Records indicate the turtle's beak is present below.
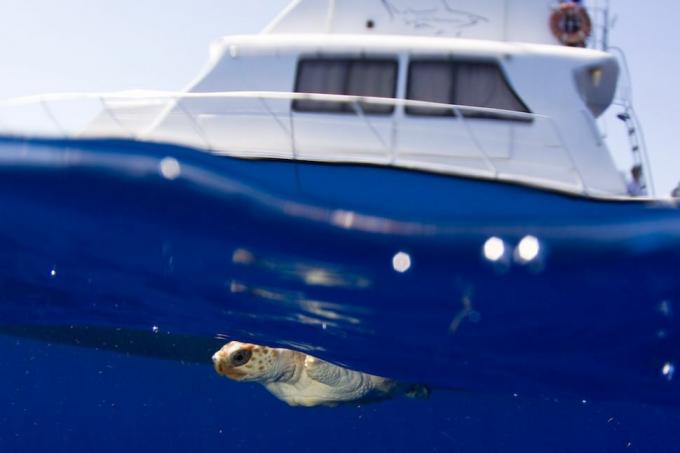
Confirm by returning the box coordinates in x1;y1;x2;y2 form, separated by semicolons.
212;350;226;375
212;346;249;380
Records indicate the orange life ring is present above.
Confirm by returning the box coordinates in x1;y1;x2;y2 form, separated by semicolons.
550;3;592;47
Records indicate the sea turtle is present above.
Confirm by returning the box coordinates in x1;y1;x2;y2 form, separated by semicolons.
212;341;429;407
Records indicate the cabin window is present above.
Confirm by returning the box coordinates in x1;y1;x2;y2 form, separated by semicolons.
294;58;398;114
406;61;456;116
406;60;530;119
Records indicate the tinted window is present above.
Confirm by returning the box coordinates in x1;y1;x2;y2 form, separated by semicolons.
294;59;397;114
406;61;456;116
407;60;530;119
294;60;347;113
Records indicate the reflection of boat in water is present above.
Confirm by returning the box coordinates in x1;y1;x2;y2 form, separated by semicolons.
0;0;679;407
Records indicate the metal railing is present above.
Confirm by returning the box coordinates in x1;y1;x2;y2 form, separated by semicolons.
0;90;587;194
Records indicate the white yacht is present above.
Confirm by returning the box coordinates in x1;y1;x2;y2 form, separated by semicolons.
0;0;653;198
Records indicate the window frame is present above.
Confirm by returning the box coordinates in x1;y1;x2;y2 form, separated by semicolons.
292;57;399;116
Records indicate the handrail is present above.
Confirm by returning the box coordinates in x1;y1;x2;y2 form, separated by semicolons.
99;97;133;139
0;90;542;121
449;103;499;178
0;90;587;194
549;114;587;195
39;100;66;136
348;100;391;156
608;46;656;197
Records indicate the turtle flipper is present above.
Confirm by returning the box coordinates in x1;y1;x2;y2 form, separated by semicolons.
405;384;431;400
304;355;355;387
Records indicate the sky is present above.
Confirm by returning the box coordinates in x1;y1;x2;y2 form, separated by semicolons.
0;0;677;195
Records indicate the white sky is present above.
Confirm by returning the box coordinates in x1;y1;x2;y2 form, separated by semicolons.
0;0;677;195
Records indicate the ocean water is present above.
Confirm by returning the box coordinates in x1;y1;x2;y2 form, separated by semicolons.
1;136;680;452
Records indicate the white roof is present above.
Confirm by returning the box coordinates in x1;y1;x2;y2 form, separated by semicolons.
211;33;614;65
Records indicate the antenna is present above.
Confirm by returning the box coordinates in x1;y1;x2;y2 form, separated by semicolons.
588;0;611;51
602;0;610;50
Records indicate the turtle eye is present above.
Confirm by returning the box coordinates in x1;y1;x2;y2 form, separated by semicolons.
229;349;252;367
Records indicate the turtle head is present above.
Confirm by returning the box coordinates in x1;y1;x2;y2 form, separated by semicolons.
212;341;281;383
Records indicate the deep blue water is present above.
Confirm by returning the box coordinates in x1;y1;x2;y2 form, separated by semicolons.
1;136;680;452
